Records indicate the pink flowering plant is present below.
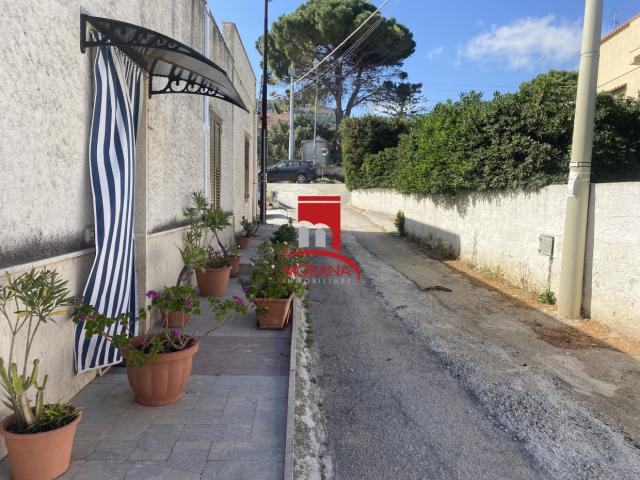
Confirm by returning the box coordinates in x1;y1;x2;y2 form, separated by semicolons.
242;241;305;316
203;247;229;269
73;286;247;368
146;285;200;315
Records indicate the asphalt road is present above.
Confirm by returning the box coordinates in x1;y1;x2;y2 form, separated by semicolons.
307;254;539;480
274;182;640;479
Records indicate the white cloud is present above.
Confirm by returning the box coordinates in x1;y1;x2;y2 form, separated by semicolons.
460;16;581;70
426;46;444;60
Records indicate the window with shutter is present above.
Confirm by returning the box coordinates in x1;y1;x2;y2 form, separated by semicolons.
244;135;250;201
209;116;222;208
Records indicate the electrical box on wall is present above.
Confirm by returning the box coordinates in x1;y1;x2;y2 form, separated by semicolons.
538;234;554;257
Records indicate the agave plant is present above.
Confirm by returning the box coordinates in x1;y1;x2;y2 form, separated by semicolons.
0;269;74;431
179;192;232;284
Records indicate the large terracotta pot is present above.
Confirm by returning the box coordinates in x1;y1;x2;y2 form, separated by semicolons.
227;256;241;277
254;295;293;329
195;265;231;296
164;310;190;328
0;412;81;480
237;236;250;249
127;337;200;406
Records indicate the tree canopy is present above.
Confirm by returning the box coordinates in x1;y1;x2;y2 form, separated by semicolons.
342;70;640;192
268;116;337;164
375;72;426;117
259;0;415;128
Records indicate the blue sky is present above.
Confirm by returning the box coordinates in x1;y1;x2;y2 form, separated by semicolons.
209;0;639;109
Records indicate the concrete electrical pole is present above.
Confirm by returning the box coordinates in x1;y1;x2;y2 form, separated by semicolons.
288;62;296;161
313;60;319;164
558;0;603;317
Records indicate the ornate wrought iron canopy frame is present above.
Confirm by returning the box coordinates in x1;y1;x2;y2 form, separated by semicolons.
80;14;248;111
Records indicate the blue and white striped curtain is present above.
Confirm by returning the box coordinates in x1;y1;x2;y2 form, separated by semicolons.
75;40;142;373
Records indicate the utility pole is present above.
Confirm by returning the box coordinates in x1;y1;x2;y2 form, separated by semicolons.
259;0;269;224
312;59;319;165
558;0;603;317
288;62;295;161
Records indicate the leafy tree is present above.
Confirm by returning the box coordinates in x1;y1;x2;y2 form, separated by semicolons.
268;116;336;164
259;0;415;129
375;72;426;117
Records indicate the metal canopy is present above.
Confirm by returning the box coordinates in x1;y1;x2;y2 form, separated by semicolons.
80;14;249;111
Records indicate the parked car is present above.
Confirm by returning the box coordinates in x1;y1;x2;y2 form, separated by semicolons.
267;160;317;183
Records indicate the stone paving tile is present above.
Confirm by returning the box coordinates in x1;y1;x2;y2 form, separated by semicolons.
129;424;184;461
184;423;253;443
160;467;202;480
192;337;290;376
201;460;283;480
88;439;139;461
165;438;212;474
223;396;257;416
124;462;164;480
207;440;285;462
194;393;228;412
71;460;131;480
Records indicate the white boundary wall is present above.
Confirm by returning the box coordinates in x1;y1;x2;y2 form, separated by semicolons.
352;183;640;339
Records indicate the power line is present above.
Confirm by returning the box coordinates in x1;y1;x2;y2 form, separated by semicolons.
294;15;387;98
292;0;391;87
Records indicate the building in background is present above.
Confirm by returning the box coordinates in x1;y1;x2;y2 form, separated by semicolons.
598;12;640;97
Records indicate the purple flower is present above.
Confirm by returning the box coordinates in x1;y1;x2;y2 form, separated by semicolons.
232;295;244;305
241;285;249;294
145;290;158;300
185;298;193;309
172;329;181;338
78;313;86;322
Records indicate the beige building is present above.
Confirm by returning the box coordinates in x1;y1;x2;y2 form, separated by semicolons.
597;13;640;97
0;0;257;456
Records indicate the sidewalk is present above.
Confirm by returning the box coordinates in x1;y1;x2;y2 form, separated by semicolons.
0;225;290;480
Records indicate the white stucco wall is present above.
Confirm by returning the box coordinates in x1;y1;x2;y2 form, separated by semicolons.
352;183;640;339
0;0;257;450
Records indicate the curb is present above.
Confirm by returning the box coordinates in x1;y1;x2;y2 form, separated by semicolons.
283;297;301;480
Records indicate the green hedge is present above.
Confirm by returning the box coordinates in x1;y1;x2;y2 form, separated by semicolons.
340;115;409;190
342;71;640;194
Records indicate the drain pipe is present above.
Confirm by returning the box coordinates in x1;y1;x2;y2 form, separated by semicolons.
558;0;603;318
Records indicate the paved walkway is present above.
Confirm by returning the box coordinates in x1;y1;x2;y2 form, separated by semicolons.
0;225;290;480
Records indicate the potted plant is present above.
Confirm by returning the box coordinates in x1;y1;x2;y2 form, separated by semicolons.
237;216;258;249
73;296;245;407
226;244;241;278
146;285;200;328
0;268;81;480
243;241;304;329
194;247;232;296
271;219;298;251
183;191;233;296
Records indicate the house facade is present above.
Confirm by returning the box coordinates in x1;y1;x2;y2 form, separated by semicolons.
597;13;640;97
0;0;257;440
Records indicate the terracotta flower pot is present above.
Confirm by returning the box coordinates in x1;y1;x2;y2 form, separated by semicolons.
254;295;293;329
0;412;81;480
165;310;190;328
195;265;231;296
126;337;200;406
237;236;250;249
227;255;241;277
